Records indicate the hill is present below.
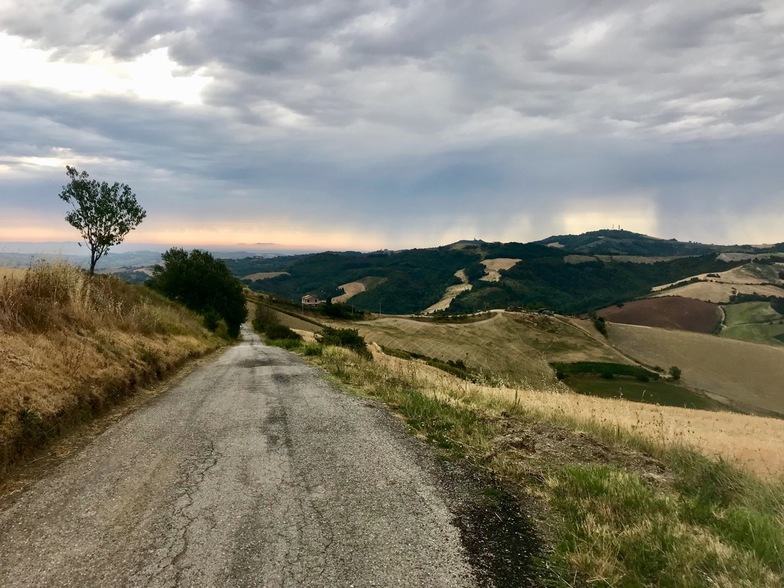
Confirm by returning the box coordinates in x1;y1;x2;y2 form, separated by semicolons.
536;229;758;257
229;232;755;315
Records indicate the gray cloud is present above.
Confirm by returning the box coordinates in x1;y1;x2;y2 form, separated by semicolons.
1;1;783;247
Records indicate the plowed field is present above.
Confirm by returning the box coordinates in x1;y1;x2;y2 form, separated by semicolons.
598;296;721;333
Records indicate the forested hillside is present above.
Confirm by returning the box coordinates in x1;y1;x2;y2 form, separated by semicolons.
228;235;748;315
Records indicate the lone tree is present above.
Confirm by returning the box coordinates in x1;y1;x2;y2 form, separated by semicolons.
58;165;146;275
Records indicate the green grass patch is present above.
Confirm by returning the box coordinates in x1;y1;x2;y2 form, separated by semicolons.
564;375;732;411
552;361;659;381
721;302;784;346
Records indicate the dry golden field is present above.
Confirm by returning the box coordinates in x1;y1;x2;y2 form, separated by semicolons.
424;269;472;313
652;281;784;303
353;311;631;385
479;258;520;282
331;281;366;303
608;323;784;416
370;346;784;480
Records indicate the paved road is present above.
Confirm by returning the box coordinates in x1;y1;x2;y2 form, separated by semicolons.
0;326;483;587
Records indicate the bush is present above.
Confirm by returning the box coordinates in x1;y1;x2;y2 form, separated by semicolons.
669;366;682;381
593;316;608;336
263;323;302;341
318;326;371;359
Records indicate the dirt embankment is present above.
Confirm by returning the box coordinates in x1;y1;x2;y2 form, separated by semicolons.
0;263;221;471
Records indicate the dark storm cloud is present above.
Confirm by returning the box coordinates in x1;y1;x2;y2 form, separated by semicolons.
1;1;783;246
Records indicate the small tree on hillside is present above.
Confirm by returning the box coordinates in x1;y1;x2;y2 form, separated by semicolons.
58;166;146;275
148;248;247;338
669;365;682;381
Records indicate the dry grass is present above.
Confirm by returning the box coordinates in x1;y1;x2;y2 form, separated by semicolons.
0;262;221;470
367;346;784;480
332;281;367;303
479;258;520;282
353;311;630;385
424;269;473;313
652;281;784;303
608;323;784;416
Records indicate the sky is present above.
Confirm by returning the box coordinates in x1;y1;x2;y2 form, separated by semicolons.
1;0;783;252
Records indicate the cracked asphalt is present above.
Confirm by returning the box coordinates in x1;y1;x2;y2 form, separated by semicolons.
0;326;484;587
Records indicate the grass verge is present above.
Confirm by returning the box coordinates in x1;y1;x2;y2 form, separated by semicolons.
274;336;784;587
0;263;222;471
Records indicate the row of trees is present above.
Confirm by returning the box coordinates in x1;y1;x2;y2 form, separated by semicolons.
59;166;247;337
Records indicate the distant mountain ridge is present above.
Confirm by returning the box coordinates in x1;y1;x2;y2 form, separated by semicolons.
535;229;778;257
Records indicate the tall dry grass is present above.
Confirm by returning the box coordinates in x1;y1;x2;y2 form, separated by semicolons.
0;263;221;470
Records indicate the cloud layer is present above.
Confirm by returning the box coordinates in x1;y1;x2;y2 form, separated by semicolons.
1;0;783;248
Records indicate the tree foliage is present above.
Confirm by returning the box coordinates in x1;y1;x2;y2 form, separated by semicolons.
58;166;146;274
148;248;247;338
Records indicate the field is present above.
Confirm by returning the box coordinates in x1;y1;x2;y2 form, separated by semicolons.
564;375;730;411
424;269;472;313
242;271;289;281
608;323;784;416
597;296;722;333
721;301;784;346
651;262;784;303
479;258;520;282
652;280;784;303
351;311;632;386
332;281;366;303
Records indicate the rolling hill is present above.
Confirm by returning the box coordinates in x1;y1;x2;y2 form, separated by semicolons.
228;231;762;316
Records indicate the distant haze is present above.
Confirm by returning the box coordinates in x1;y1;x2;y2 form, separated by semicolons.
1;1;783;249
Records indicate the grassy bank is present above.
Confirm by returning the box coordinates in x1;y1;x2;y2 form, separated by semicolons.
275;335;784;587
0;263;222;471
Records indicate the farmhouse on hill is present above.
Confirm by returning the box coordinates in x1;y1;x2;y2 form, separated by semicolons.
301;294;324;307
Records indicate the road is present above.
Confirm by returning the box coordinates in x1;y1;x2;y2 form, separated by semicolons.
0;326;533;587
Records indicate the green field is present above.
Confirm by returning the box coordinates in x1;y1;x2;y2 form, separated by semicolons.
721;302;784;346
564;375;733;411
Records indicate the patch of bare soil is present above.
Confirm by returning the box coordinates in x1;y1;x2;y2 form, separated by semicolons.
598;296;721;333
490;417;670;487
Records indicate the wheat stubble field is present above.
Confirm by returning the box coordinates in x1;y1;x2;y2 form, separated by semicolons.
608;323;784;416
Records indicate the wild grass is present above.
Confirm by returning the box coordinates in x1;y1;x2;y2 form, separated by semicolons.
296;342;784;587
0;262;221;470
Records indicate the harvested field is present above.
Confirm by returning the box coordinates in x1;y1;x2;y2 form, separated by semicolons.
608;323;784;416
242;271;289;281
652;281;784;303
352;311;632;385
424;269;473;313
598;296;721;333
367;348;784;479
332;281;366;304
479;258;520;282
